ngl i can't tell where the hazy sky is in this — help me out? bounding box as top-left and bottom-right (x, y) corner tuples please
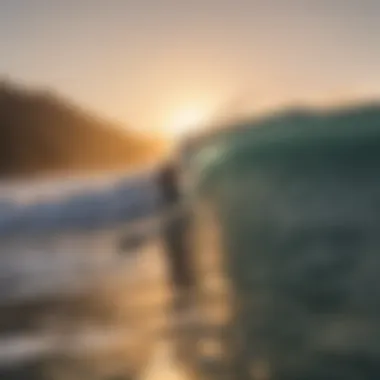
(1, 0), (380, 134)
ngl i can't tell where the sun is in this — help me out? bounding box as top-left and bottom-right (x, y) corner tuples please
(165, 105), (212, 138)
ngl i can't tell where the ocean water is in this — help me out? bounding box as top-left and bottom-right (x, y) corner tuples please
(0, 172), (189, 380)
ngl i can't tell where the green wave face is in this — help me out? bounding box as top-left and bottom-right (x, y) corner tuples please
(186, 103), (380, 379)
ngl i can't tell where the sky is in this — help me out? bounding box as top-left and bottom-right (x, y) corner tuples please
(1, 0), (380, 136)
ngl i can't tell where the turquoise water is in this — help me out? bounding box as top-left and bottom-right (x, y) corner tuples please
(189, 104), (380, 379)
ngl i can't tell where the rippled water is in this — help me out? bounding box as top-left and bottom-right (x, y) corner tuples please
(0, 170), (189, 379)
(0, 233), (189, 379)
